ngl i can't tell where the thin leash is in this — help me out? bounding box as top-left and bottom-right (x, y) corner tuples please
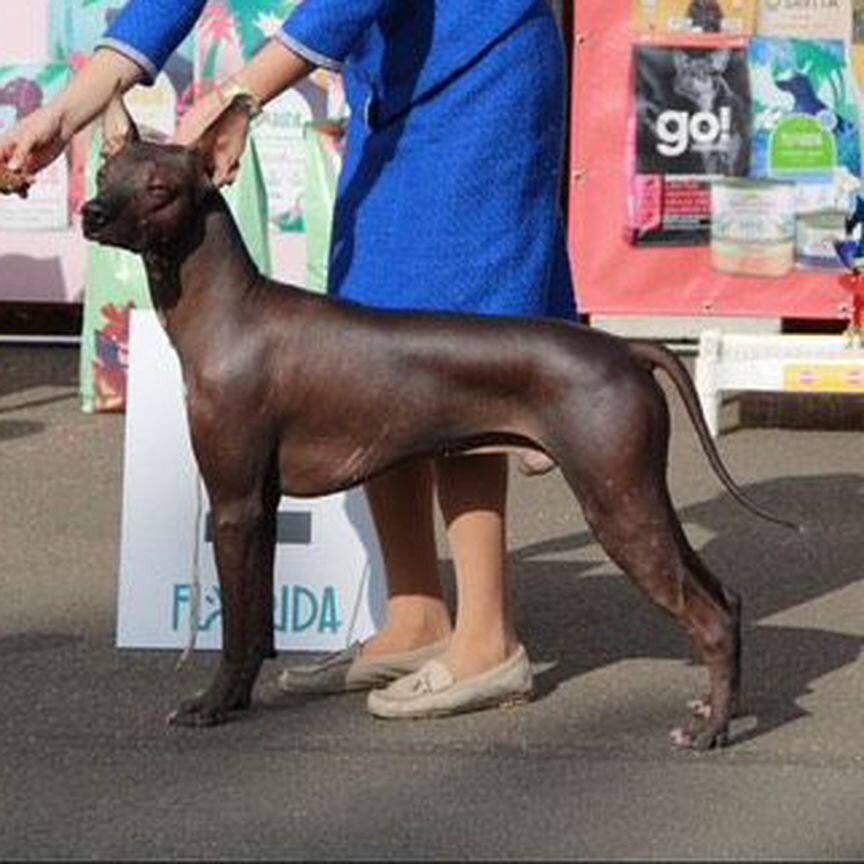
(176, 471), (205, 671)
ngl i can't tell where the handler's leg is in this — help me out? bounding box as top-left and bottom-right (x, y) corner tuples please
(362, 459), (453, 656)
(434, 453), (520, 679)
(365, 454), (530, 718)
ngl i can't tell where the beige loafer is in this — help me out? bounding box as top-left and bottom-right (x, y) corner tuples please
(273, 639), (449, 694)
(366, 644), (533, 719)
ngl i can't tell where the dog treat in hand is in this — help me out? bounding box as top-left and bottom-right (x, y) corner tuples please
(0, 165), (30, 197)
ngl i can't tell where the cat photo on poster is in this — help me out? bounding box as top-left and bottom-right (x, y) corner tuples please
(635, 45), (752, 177)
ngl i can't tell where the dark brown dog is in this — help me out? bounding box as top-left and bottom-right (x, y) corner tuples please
(82, 98), (795, 749)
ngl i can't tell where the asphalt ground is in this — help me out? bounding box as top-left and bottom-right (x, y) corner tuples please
(1, 343), (862, 861)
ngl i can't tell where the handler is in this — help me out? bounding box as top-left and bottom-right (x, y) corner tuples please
(0, 0), (577, 719)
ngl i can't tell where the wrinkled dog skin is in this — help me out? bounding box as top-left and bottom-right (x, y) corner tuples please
(82, 97), (796, 749)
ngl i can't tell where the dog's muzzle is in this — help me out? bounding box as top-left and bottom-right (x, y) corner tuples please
(81, 199), (111, 240)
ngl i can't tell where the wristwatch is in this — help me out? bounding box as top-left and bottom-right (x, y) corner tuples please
(216, 79), (264, 120)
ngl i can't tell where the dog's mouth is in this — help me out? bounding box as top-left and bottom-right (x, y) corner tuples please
(81, 207), (142, 252)
(81, 218), (103, 242)
(81, 199), (111, 241)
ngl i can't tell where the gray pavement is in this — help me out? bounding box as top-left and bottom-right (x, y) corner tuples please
(1, 343), (862, 861)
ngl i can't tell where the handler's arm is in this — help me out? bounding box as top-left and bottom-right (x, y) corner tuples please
(180, 0), (393, 130)
(176, 0), (390, 180)
(97, 0), (206, 82)
(0, 0), (205, 174)
(0, 50), (144, 174)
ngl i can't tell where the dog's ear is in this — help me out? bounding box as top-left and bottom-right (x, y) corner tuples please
(102, 93), (141, 159)
(188, 95), (254, 186)
(188, 115), (220, 179)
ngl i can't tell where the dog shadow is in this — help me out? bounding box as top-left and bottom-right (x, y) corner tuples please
(0, 419), (45, 441)
(504, 473), (863, 742)
(0, 631), (82, 657)
(0, 341), (79, 402)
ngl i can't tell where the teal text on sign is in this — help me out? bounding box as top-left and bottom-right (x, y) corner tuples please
(172, 583), (343, 634)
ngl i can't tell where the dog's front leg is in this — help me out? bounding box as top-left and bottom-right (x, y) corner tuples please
(169, 486), (278, 727)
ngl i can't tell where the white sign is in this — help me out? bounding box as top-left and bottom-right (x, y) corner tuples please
(253, 89), (311, 232)
(117, 310), (387, 651)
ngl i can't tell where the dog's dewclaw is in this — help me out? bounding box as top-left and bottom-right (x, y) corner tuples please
(0, 166), (30, 197)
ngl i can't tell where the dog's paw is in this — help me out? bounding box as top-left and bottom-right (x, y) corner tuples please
(686, 696), (712, 720)
(166, 693), (228, 728)
(670, 723), (729, 751)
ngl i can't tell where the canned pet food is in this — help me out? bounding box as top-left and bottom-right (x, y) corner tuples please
(796, 211), (847, 271)
(711, 179), (796, 277)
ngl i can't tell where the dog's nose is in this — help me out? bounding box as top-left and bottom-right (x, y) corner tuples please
(82, 199), (110, 231)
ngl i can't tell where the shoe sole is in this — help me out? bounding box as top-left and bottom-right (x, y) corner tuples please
(368, 690), (533, 721)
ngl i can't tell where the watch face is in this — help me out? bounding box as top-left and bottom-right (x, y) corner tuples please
(218, 83), (262, 118)
(233, 93), (260, 117)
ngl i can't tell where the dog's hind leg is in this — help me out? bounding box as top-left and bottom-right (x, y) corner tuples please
(548, 381), (740, 749)
(570, 463), (740, 749)
(168, 473), (280, 727)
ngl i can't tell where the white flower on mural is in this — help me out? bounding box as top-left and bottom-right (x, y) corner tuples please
(255, 12), (284, 38)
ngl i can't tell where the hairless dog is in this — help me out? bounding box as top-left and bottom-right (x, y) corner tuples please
(79, 97), (797, 749)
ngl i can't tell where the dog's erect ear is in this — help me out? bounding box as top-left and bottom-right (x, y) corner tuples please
(102, 93), (140, 159)
(188, 94), (258, 184)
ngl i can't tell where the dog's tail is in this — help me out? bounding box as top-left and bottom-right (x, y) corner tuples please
(630, 340), (802, 533)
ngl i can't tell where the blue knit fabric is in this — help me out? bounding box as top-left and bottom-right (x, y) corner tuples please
(99, 0), (576, 319)
(99, 0), (206, 81)
(287, 0), (577, 318)
(278, 0), (387, 67)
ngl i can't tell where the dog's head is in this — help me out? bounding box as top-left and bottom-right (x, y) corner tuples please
(82, 96), (214, 254)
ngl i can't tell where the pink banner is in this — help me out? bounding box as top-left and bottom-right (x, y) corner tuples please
(568, 3), (851, 321)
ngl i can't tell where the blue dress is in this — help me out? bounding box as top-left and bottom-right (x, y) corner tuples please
(101, 0), (576, 319)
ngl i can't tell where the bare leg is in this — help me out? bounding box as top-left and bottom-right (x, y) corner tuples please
(361, 459), (453, 657)
(434, 453), (519, 680)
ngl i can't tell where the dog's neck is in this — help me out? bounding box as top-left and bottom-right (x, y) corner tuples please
(141, 191), (260, 354)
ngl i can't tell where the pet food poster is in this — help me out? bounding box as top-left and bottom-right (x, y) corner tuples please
(757, 0), (853, 40)
(569, 0), (864, 318)
(0, 64), (71, 231)
(632, 46), (751, 245)
(630, 12), (861, 262)
(750, 38), (860, 176)
(642, 0), (758, 35)
(635, 46), (752, 177)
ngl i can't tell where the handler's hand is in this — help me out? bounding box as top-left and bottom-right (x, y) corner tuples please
(175, 89), (252, 187)
(0, 103), (68, 177)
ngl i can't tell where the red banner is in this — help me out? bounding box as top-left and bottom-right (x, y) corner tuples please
(568, 2), (854, 320)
